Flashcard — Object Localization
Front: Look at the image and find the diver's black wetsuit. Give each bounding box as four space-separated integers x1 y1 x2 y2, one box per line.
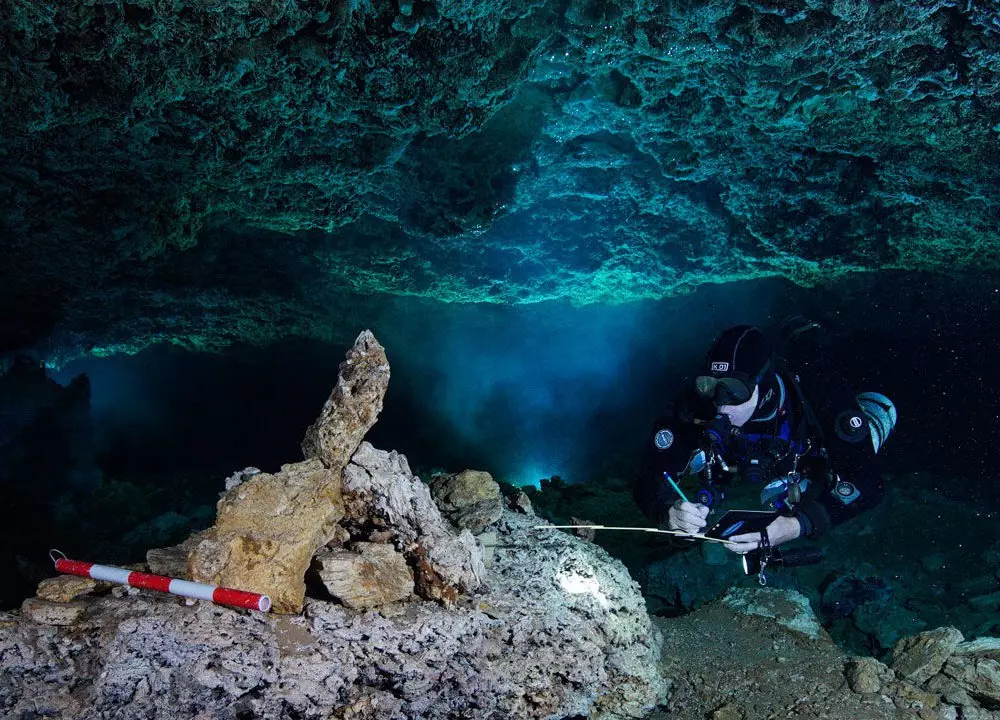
636 348 885 539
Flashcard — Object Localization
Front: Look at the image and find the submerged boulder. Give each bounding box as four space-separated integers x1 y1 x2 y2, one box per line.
845 656 894 694
0 512 667 720
891 626 966 686
0 328 665 716
430 469 503 533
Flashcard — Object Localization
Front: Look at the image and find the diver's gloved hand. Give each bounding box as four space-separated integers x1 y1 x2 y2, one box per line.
725 515 802 554
667 501 710 534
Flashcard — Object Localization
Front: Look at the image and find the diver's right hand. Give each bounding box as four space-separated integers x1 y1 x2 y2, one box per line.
668 501 710 534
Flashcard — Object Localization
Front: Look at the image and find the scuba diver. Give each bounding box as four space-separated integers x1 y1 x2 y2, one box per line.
634 320 897 574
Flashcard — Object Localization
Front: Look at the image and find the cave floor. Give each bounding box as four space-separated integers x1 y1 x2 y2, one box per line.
647 604 911 720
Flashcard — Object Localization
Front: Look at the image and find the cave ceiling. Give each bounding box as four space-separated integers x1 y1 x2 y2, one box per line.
2 0 999 360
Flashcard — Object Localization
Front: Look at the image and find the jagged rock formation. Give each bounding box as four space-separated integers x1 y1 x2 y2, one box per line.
0 511 667 720
301 330 391 469
189 330 388 614
0 327 667 717
3 1 999 360
340 442 486 604
182 330 484 612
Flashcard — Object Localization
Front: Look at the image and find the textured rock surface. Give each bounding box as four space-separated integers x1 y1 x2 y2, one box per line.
187 330 392 614
146 532 203 577
341 441 486 603
312 543 414 609
188 457 345 614
4 1 999 359
430 469 503 533
653 587 907 720
19 598 88 626
942 657 1000 708
892 626 966 685
652 590 1000 720
846 656 895 695
301 330 390 468
35 575 102 603
721 586 825 640
957 638 1000 660
0 512 667 720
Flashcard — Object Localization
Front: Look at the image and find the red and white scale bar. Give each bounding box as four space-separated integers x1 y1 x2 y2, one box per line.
54 557 271 612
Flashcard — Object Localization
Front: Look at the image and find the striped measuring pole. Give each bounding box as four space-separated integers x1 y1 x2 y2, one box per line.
50 550 271 612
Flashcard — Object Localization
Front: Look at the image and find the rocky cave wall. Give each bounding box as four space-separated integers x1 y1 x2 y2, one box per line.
2 0 999 360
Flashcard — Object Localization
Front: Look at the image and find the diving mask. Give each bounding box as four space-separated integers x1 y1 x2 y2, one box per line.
695 373 756 405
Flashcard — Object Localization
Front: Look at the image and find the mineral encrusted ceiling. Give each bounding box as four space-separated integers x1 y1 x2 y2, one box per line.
2 0 998 357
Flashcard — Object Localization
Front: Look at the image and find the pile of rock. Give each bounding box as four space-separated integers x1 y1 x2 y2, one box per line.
0 331 667 720
847 627 1000 719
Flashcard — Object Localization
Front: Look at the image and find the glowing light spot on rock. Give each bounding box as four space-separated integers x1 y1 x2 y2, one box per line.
557 568 610 608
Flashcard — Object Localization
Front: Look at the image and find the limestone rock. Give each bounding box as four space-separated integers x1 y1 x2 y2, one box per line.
146 532 204 578
20 597 87 626
301 330 389 469
942 656 1000 708
478 531 499 569
891 626 965 685
0 512 667 720
225 466 262 490
888 679 943 715
926 673 977 707
187 334 391 614
36 575 100 603
956 638 1000 661
846 656 894 694
312 543 413 609
937 706 959 720
429 470 503 533
409 532 483 605
570 516 597 543
722 587 824 640
509 490 534 515
188 458 344 614
341 442 485 602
